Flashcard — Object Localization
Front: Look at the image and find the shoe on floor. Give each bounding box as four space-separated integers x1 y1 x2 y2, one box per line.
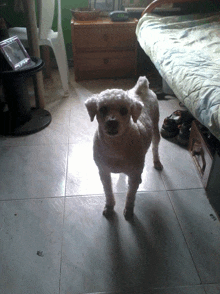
161 110 194 139
177 122 192 146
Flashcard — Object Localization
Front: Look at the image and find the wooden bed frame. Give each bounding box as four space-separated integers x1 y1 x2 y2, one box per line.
141 0 201 15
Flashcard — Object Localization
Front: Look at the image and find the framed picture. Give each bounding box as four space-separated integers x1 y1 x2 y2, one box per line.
0 36 31 70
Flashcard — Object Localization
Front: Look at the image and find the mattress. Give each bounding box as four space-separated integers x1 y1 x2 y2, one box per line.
136 12 220 141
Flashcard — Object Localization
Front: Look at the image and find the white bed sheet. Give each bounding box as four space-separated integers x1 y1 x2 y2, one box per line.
136 13 220 140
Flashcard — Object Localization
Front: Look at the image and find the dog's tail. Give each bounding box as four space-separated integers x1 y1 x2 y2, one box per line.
135 76 150 95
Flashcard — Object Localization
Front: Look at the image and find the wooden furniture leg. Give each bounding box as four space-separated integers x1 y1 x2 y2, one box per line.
22 0 45 109
41 46 51 79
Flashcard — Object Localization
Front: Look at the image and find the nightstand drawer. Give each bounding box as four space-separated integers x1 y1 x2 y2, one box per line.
71 18 138 80
74 26 136 50
75 51 136 80
76 51 135 69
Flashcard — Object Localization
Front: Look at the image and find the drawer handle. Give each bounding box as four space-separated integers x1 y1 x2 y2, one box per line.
103 34 109 41
103 58 109 64
192 141 206 174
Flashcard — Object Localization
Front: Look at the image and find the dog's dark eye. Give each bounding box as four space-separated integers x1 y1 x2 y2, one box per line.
120 107 128 116
99 106 109 117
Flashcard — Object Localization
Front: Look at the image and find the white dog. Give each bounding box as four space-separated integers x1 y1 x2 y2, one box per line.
85 76 163 220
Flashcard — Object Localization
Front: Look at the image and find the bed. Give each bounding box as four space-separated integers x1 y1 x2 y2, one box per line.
136 0 220 141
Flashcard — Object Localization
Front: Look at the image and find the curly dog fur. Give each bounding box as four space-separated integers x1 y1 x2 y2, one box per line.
85 76 163 219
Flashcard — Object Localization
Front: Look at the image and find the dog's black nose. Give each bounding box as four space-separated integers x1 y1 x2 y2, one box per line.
106 119 119 135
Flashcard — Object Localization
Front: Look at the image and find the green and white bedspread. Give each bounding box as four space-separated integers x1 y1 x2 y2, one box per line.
136 12 220 140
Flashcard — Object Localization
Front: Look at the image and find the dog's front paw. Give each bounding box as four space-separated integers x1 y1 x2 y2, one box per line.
154 161 163 171
123 207 134 220
103 205 114 218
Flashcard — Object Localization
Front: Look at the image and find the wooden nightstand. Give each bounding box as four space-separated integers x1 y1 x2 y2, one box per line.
71 18 138 81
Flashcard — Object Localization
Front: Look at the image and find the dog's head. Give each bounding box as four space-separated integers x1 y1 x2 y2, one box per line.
85 89 143 137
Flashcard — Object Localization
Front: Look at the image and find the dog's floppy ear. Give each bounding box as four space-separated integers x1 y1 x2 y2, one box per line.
85 96 98 122
131 100 143 123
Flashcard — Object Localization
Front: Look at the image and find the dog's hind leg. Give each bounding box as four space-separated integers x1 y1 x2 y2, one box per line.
124 174 142 220
152 126 163 170
99 169 115 217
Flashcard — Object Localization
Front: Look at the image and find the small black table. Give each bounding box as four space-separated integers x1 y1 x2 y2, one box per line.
0 56 51 136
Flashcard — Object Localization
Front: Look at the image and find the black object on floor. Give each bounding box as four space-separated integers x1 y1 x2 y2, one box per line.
161 110 194 146
0 57 51 136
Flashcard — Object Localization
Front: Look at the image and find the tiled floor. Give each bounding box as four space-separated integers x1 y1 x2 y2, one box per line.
0 69 220 294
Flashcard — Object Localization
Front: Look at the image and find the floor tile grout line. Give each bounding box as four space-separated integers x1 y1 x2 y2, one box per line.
58 195 67 294
3 141 60 149
65 139 70 197
64 188 204 198
64 189 168 199
165 187 205 193
59 115 71 293
160 172 204 193
0 188 204 202
202 283 220 294
166 190 204 285
202 284 208 294
0 195 65 202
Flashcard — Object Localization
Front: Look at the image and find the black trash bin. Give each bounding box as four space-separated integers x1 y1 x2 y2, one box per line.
0 56 51 136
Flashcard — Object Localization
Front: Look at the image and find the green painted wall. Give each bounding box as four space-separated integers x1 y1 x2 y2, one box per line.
3 0 89 60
